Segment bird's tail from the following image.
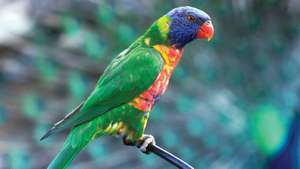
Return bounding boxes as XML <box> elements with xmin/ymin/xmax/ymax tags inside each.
<box><xmin>47</xmin><ymin>142</ymin><xmax>84</xmax><ymax>169</ymax></box>
<box><xmin>47</xmin><ymin>126</ymin><xmax>103</xmax><ymax>169</ymax></box>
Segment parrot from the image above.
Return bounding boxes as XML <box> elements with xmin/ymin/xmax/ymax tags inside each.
<box><xmin>41</xmin><ymin>6</ymin><xmax>214</xmax><ymax>169</ymax></box>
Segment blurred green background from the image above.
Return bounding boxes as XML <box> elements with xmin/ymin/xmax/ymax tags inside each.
<box><xmin>0</xmin><ymin>0</ymin><xmax>300</xmax><ymax>169</ymax></box>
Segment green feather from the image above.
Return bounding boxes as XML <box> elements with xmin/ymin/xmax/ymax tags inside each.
<box><xmin>47</xmin><ymin>127</ymin><xmax>104</xmax><ymax>169</ymax></box>
<box><xmin>42</xmin><ymin>44</ymin><xmax>163</xmax><ymax>138</ymax></box>
<box><xmin>142</xmin><ymin>15</ymin><xmax>171</xmax><ymax>46</ymax></box>
<box><xmin>47</xmin><ymin>103</ymin><xmax>147</xmax><ymax>169</ymax></box>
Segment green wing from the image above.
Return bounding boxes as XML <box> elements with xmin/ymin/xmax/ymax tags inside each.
<box><xmin>80</xmin><ymin>46</ymin><xmax>163</xmax><ymax>118</ymax></box>
<box><xmin>41</xmin><ymin>46</ymin><xmax>163</xmax><ymax>139</ymax></box>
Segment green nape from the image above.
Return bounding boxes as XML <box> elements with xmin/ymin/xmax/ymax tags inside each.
<box><xmin>141</xmin><ymin>15</ymin><xmax>171</xmax><ymax>47</ymax></box>
<box><xmin>118</xmin><ymin>15</ymin><xmax>171</xmax><ymax>53</ymax></box>
<box><xmin>250</xmin><ymin>104</ymin><xmax>288</xmax><ymax>156</ymax></box>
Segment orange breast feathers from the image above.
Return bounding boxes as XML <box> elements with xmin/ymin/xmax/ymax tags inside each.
<box><xmin>129</xmin><ymin>45</ymin><xmax>184</xmax><ymax>112</ymax></box>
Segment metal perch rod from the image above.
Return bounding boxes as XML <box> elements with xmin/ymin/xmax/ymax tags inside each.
<box><xmin>146</xmin><ymin>144</ymin><xmax>194</xmax><ymax>169</ymax></box>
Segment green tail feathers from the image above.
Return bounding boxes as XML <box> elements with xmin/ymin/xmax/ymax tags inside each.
<box><xmin>47</xmin><ymin>123</ymin><xmax>103</xmax><ymax>169</ymax></box>
<box><xmin>47</xmin><ymin>142</ymin><xmax>86</xmax><ymax>169</ymax></box>
<box><xmin>47</xmin><ymin>129</ymin><xmax>92</xmax><ymax>169</ymax></box>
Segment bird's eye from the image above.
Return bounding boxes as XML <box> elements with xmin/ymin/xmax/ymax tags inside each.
<box><xmin>187</xmin><ymin>15</ymin><xmax>196</xmax><ymax>23</ymax></box>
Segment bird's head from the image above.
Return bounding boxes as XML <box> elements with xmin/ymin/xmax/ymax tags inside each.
<box><xmin>157</xmin><ymin>6</ymin><xmax>214</xmax><ymax>48</ymax></box>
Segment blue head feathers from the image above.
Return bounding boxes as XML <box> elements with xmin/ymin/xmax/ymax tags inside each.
<box><xmin>167</xmin><ymin>6</ymin><xmax>212</xmax><ymax>48</ymax></box>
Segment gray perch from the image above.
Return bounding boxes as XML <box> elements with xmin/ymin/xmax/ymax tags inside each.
<box><xmin>145</xmin><ymin>144</ymin><xmax>194</xmax><ymax>169</ymax></box>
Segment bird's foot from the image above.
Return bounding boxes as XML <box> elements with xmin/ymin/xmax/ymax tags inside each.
<box><xmin>122</xmin><ymin>135</ymin><xmax>136</xmax><ymax>146</ymax></box>
<box><xmin>138</xmin><ymin>134</ymin><xmax>156</xmax><ymax>154</ymax></box>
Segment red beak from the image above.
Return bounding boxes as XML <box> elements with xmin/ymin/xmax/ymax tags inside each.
<box><xmin>197</xmin><ymin>20</ymin><xmax>214</xmax><ymax>41</ymax></box>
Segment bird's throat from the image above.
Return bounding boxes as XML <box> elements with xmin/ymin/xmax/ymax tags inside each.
<box><xmin>153</xmin><ymin>45</ymin><xmax>183</xmax><ymax>67</ymax></box>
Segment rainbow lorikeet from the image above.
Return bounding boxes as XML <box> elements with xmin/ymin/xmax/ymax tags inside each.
<box><xmin>41</xmin><ymin>6</ymin><xmax>214</xmax><ymax>169</ymax></box>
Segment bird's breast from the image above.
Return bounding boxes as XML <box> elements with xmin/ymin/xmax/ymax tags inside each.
<box><xmin>129</xmin><ymin>45</ymin><xmax>183</xmax><ymax>112</ymax></box>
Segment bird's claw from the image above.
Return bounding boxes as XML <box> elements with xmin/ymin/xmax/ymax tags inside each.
<box><xmin>122</xmin><ymin>134</ymin><xmax>156</xmax><ymax>154</ymax></box>
<box><xmin>138</xmin><ymin>134</ymin><xmax>156</xmax><ymax>154</ymax></box>
<box><xmin>122</xmin><ymin>135</ymin><xmax>135</xmax><ymax>146</ymax></box>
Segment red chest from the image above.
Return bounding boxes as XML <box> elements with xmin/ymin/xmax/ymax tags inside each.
<box><xmin>129</xmin><ymin>45</ymin><xmax>183</xmax><ymax>112</ymax></box>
